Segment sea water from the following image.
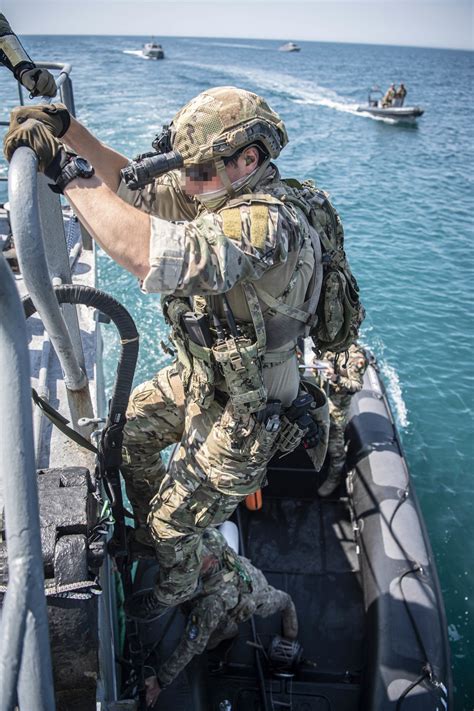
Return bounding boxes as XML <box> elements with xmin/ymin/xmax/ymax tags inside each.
<box><xmin>1</xmin><ymin>35</ymin><xmax>473</xmax><ymax>709</ymax></box>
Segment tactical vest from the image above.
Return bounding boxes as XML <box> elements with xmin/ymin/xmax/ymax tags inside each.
<box><xmin>164</xmin><ymin>177</ymin><xmax>362</xmax><ymax>415</ymax></box>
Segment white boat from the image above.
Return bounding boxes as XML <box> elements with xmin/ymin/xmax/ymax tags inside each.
<box><xmin>142</xmin><ymin>40</ymin><xmax>164</xmax><ymax>60</ymax></box>
<box><xmin>279</xmin><ymin>42</ymin><xmax>301</xmax><ymax>52</ymax></box>
<box><xmin>356</xmin><ymin>87</ymin><xmax>424</xmax><ymax>121</ymax></box>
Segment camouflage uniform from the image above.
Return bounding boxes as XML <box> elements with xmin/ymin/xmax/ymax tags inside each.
<box><xmin>154</xmin><ymin>528</ymin><xmax>298</xmax><ymax>690</ymax></box>
<box><xmin>317</xmin><ymin>343</ymin><xmax>367</xmax><ymax>497</ymax></box>
<box><xmin>121</xmin><ymin>162</ymin><xmax>315</xmax><ymax>603</ymax></box>
<box><xmin>381</xmin><ymin>85</ymin><xmax>396</xmax><ymax>108</ymax></box>
<box><xmin>119</xmin><ymin>87</ymin><xmax>326</xmax><ymax>606</ymax></box>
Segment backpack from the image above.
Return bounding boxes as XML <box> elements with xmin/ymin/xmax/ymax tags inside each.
<box><xmin>282</xmin><ymin>178</ymin><xmax>365</xmax><ymax>354</ymax></box>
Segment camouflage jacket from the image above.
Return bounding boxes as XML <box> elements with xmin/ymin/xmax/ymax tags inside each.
<box><xmin>118</xmin><ymin>165</ymin><xmax>309</xmax><ymax>299</ymax></box>
<box><xmin>118</xmin><ymin>165</ymin><xmax>316</xmax><ymax>405</ymax></box>
<box><xmin>0</xmin><ymin>13</ymin><xmax>27</xmax><ymax>73</ymax></box>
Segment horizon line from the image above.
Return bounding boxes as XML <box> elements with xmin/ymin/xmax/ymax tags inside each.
<box><xmin>17</xmin><ymin>33</ymin><xmax>473</xmax><ymax>52</ymax></box>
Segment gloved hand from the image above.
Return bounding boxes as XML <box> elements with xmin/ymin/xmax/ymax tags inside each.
<box><xmin>4</xmin><ymin>118</ymin><xmax>63</xmax><ymax>173</ymax></box>
<box><xmin>9</xmin><ymin>103</ymin><xmax>71</xmax><ymax>138</ymax></box>
<box><xmin>18</xmin><ymin>65</ymin><xmax>57</xmax><ymax>97</ymax></box>
<box><xmin>300</xmin><ymin>379</ymin><xmax>329</xmax><ymax>472</ymax></box>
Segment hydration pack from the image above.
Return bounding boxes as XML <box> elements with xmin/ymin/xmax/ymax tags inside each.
<box><xmin>280</xmin><ymin>178</ymin><xmax>365</xmax><ymax>354</ymax></box>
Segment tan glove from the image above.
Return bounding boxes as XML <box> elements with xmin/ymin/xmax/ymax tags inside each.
<box><xmin>4</xmin><ymin>118</ymin><xmax>62</xmax><ymax>172</ymax></box>
<box><xmin>9</xmin><ymin>103</ymin><xmax>71</xmax><ymax>138</ymax></box>
<box><xmin>19</xmin><ymin>66</ymin><xmax>57</xmax><ymax>97</ymax></box>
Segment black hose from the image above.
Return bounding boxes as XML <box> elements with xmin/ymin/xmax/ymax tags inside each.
<box><xmin>22</xmin><ymin>284</ymin><xmax>139</xmax><ymax>425</ymax></box>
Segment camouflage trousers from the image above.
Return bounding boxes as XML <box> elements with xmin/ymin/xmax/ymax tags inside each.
<box><xmin>121</xmin><ymin>364</ymin><xmax>280</xmax><ymax>606</ymax></box>
<box><xmin>327</xmin><ymin>402</ymin><xmax>350</xmax><ymax>475</ymax></box>
<box><xmin>158</xmin><ymin>559</ymin><xmax>298</xmax><ymax>688</ymax></box>
<box><xmin>206</xmin><ymin>574</ymin><xmax>296</xmax><ymax>650</ymax></box>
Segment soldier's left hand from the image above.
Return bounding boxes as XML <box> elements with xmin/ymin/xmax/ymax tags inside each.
<box><xmin>4</xmin><ymin>118</ymin><xmax>62</xmax><ymax>172</ymax></box>
<box><xmin>19</xmin><ymin>66</ymin><xmax>57</xmax><ymax>97</ymax></box>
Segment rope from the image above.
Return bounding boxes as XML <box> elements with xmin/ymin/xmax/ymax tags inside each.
<box><xmin>0</xmin><ymin>578</ymin><xmax>102</xmax><ymax>601</ymax></box>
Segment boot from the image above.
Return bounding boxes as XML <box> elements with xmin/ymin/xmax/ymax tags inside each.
<box><xmin>282</xmin><ymin>599</ymin><xmax>298</xmax><ymax>640</ymax></box>
<box><xmin>317</xmin><ymin>466</ymin><xmax>344</xmax><ymax>498</ymax></box>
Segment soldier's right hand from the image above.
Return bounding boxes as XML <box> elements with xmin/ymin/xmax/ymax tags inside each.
<box><xmin>19</xmin><ymin>66</ymin><xmax>57</xmax><ymax>97</ymax></box>
<box><xmin>9</xmin><ymin>103</ymin><xmax>71</xmax><ymax>138</ymax></box>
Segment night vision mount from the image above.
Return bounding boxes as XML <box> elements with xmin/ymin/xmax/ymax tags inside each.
<box><xmin>120</xmin><ymin>125</ymin><xmax>183</xmax><ymax>190</ymax></box>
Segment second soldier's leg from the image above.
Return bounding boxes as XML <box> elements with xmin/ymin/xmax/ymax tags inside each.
<box><xmin>121</xmin><ymin>364</ymin><xmax>186</xmax><ymax>530</ymax></box>
<box><xmin>317</xmin><ymin>409</ymin><xmax>347</xmax><ymax>498</ymax></box>
<box><xmin>250</xmin><ymin>568</ymin><xmax>299</xmax><ymax>640</ymax></box>
<box><xmin>150</xmin><ymin>400</ymin><xmax>281</xmax><ymax>606</ymax></box>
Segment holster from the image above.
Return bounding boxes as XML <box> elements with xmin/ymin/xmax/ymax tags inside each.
<box><xmin>163</xmin><ymin>297</ymin><xmax>215</xmax><ymax>408</ymax></box>
<box><xmin>301</xmin><ymin>379</ymin><xmax>329</xmax><ymax>472</ymax></box>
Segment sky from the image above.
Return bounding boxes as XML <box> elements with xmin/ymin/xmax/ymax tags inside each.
<box><xmin>2</xmin><ymin>0</ymin><xmax>473</xmax><ymax>51</ymax></box>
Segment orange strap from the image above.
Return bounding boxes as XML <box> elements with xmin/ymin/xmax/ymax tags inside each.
<box><xmin>245</xmin><ymin>490</ymin><xmax>263</xmax><ymax>511</ymax></box>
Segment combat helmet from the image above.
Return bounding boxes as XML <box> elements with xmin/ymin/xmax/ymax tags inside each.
<box><xmin>167</xmin><ymin>86</ymin><xmax>288</xmax><ymax>204</ymax></box>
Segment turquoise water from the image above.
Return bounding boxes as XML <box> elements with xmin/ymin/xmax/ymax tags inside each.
<box><xmin>1</xmin><ymin>35</ymin><xmax>473</xmax><ymax>709</ymax></box>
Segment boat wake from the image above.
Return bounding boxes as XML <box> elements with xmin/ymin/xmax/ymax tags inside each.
<box><xmin>206</xmin><ymin>41</ymin><xmax>269</xmax><ymax>51</ymax></box>
<box><xmin>379</xmin><ymin>361</ymin><xmax>410</xmax><ymax>429</ymax></box>
<box><xmin>175</xmin><ymin>61</ymin><xmax>399</xmax><ymax>123</ymax></box>
<box><xmin>123</xmin><ymin>49</ymin><xmax>150</xmax><ymax>60</ymax></box>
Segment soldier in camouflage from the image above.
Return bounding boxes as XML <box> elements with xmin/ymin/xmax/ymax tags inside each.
<box><xmin>317</xmin><ymin>343</ymin><xmax>368</xmax><ymax>497</ymax></box>
<box><xmin>142</xmin><ymin>527</ymin><xmax>298</xmax><ymax>706</ymax></box>
<box><xmin>4</xmin><ymin>86</ymin><xmax>333</xmax><ymax>614</ymax></box>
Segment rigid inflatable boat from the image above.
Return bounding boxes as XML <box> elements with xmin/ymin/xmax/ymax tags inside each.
<box><xmin>133</xmin><ymin>353</ymin><xmax>452</xmax><ymax>710</ymax></box>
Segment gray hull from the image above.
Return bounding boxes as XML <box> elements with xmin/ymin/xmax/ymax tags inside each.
<box><xmin>356</xmin><ymin>105</ymin><xmax>424</xmax><ymax>120</ymax></box>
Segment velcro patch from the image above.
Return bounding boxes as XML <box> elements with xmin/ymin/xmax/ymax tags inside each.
<box><xmin>221</xmin><ymin>207</ymin><xmax>242</xmax><ymax>240</ymax></box>
<box><xmin>250</xmin><ymin>205</ymin><xmax>269</xmax><ymax>249</ymax></box>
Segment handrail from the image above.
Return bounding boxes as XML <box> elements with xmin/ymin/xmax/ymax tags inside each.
<box><xmin>8</xmin><ymin>146</ymin><xmax>95</xmax><ymax>433</ymax></box>
<box><xmin>0</xmin><ymin>253</ymin><xmax>56</xmax><ymax>711</ymax></box>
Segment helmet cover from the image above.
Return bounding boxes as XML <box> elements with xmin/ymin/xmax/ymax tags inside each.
<box><xmin>170</xmin><ymin>86</ymin><xmax>288</xmax><ymax>165</ymax></box>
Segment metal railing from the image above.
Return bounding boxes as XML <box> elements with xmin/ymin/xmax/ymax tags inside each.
<box><xmin>3</xmin><ymin>62</ymin><xmax>95</xmax><ymax>445</ymax></box>
<box><xmin>0</xmin><ymin>253</ymin><xmax>56</xmax><ymax>711</ymax></box>
<box><xmin>0</xmin><ymin>65</ymin><xmax>94</xmax><ymax>710</ymax></box>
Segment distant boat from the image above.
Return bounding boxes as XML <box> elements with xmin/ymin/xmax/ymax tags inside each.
<box><xmin>142</xmin><ymin>40</ymin><xmax>165</xmax><ymax>60</ymax></box>
<box><xmin>279</xmin><ymin>42</ymin><xmax>301</xmax><ymax>52</ymax></box>
<box><xmin>356</xmin><ymin>86</ymin><xmax>424</xmax><ymax>121</ymax></box>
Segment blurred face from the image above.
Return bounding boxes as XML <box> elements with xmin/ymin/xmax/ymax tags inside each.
<box><xmin>182</xmin><ymin>146</ymin><xmax>259</xmax><ymax>196</ymax></box>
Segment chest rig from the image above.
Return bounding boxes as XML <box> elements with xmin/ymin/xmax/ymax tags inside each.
<box><xmin>162</xmin><ymin>186</ymin><xmax>324</xmax><ymax>419</ymax></box>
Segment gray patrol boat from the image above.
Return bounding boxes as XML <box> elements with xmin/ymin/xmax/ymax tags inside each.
<box><xmin>142</xmin><ymin>40</ymin><xmax>165</xmax><ymax>60</ymax></box>
<box><xmin>0</xmin><ymin>59</ymin><xmax>451</xmax><ymax>711</ymax></box>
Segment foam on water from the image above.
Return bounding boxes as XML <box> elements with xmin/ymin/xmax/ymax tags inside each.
<box><xmin>122</xmin><ymin>49</ymin><xmax>152</xmax><ymax>60</ymax></box>
<box><xmin>379</xmin><ymin>361</ymin><xmax>410</xmax><ymax>429</ymax></box>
